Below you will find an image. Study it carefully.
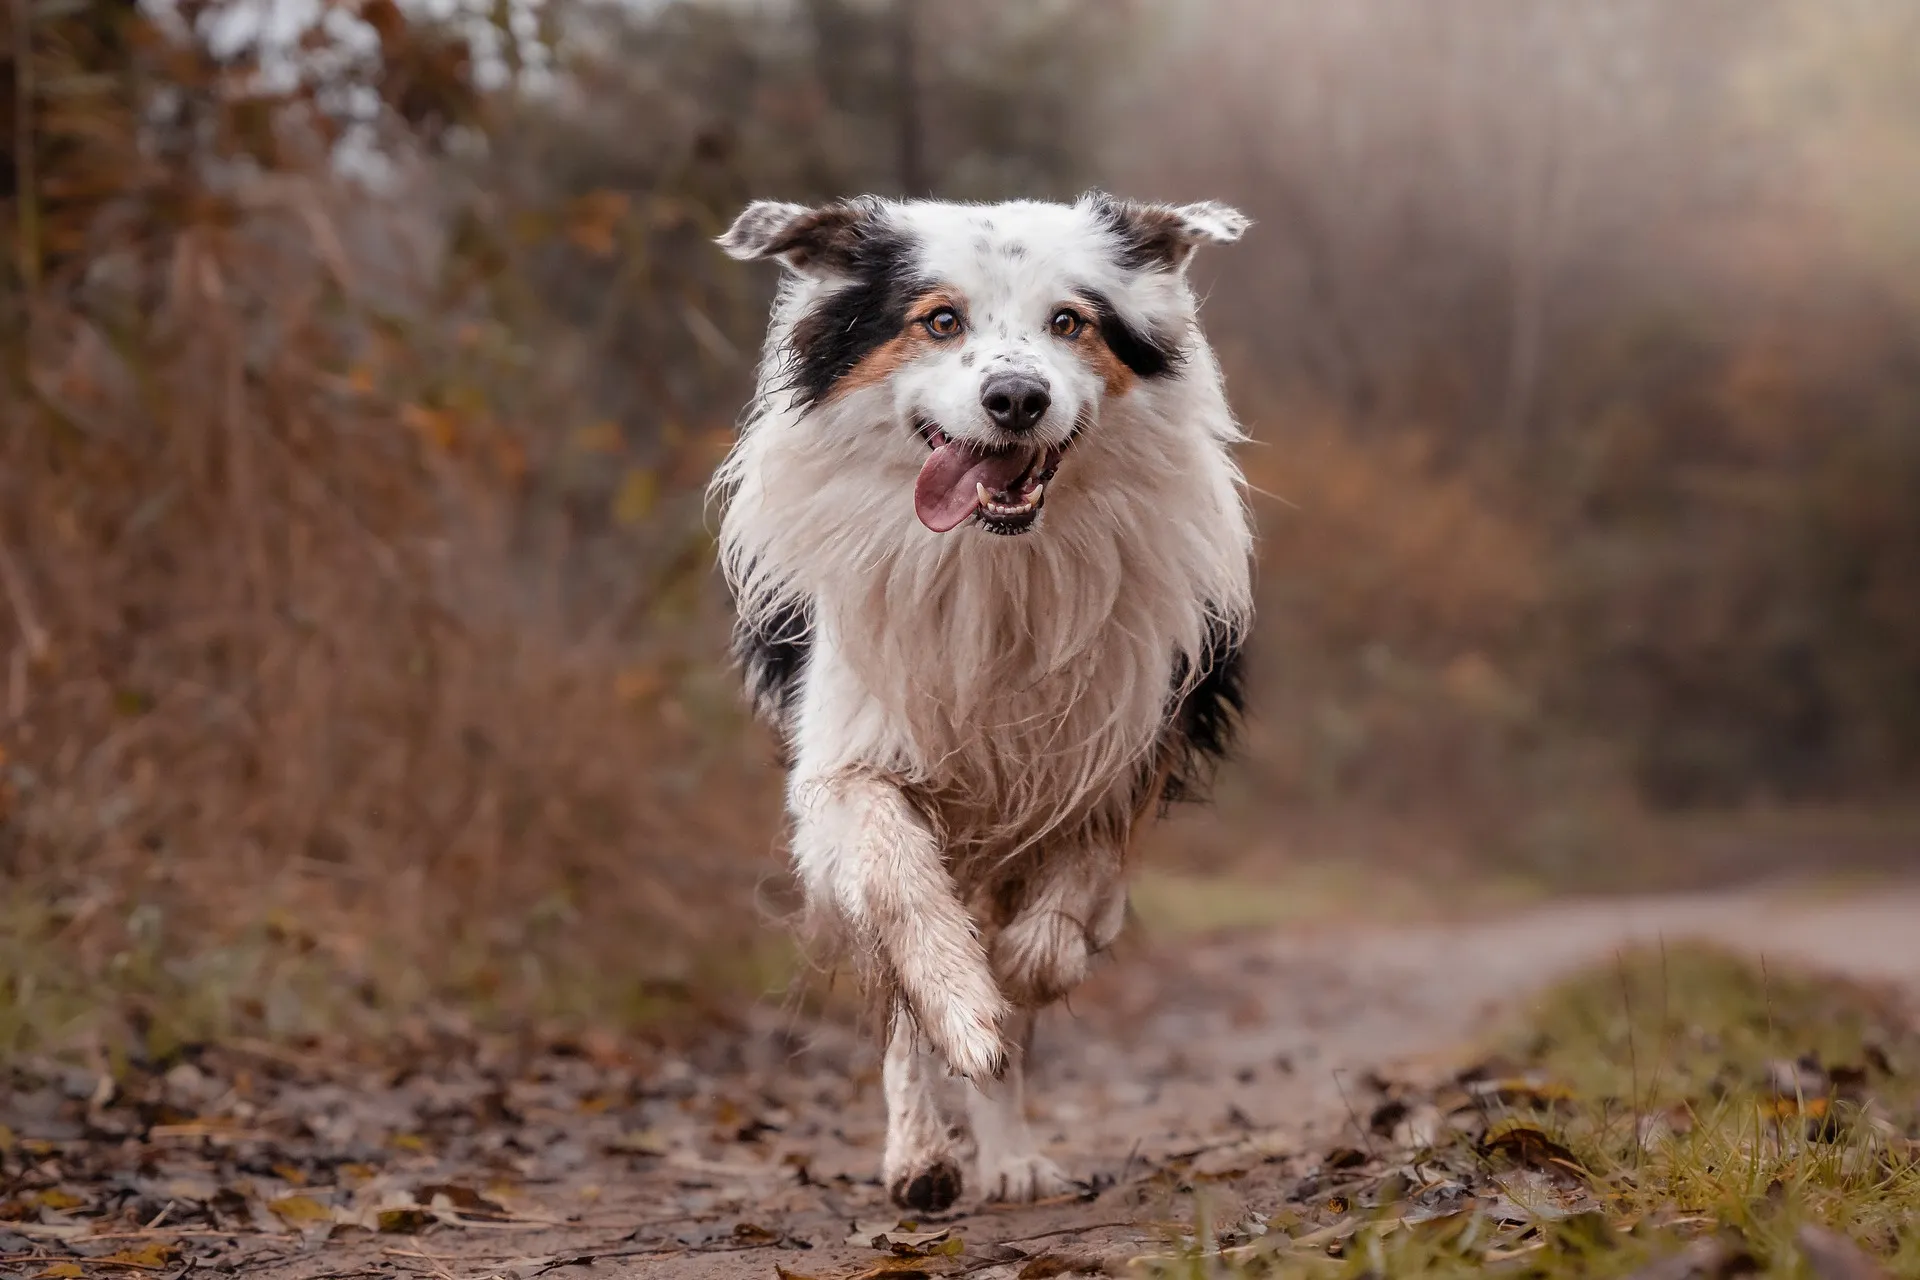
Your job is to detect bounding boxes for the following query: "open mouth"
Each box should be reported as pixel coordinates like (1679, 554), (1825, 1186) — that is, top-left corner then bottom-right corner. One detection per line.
(912, 421), (1071, 536)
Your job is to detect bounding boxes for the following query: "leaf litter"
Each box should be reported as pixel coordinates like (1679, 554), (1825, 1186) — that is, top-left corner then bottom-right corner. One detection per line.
(5, 924), (1920, 1279)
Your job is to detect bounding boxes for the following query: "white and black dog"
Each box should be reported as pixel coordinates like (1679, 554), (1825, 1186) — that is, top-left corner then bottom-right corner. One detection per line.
(712, 192), (1254, 1210)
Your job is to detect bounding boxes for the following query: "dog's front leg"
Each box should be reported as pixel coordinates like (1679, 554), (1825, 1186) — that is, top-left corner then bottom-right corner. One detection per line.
(881, 1010), (965, 1211)
(791, 771), (1009, 1082)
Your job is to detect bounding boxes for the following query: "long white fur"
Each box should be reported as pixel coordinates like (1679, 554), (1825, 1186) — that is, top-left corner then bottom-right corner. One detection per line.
(713, 194), (1253, 1203)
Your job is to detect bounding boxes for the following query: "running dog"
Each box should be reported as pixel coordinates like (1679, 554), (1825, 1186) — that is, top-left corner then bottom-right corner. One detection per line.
(713, 191), (1254, 1210)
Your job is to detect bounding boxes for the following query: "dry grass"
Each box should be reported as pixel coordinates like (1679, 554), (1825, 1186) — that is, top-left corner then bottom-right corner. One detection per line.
(0, 87), (784, 1062)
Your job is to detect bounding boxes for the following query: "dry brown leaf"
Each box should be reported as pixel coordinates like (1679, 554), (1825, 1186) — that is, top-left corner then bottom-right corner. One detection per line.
(860, 1225), (958, 1256)
(605, 1128), (669, 1156)
(418, 1183), (507, 1216)
(731, 1221), (781, 1244)
(102, 1242), (179, 1268)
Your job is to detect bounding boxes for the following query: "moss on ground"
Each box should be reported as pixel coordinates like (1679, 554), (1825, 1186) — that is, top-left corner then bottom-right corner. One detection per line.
(1147, 944), (1920, 1278)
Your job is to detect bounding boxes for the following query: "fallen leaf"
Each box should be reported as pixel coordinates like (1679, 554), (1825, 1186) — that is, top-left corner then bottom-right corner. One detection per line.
(34, 1265), (83, 1279)
(847, 1261), (945, 1278)
(864, 1225), (958, 1256)
(1465, 1076), (1575, 1111)
(102, 1242), (179, 1268)
(1763, 1095), (1829, 1121)
(731, 1221), (781, 1244)
(846, 1219), (903, 1246)
(32, 1189), (86, 1211)
(1480, 1125), (1587, 1179)
(268, 1193), (332, 1226)
(605, 1128), (668, 1156)
(1481, 1125), (1598, 1222)
(378, 1206), (436, 1234)
(419, 1184), (507, 1216)
(1019, 1254), (1101, 1278)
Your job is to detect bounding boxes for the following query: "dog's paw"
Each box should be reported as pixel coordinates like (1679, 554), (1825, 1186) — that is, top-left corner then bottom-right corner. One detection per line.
(976, 1151), (1078, 1204)
(917, 985), (1009, 1084)
(887, 1154), (964, 1213)
(992, 909), (1091, 1007)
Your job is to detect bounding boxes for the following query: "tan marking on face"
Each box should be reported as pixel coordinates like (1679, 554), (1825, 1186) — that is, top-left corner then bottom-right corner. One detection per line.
(1066, 311), (1138, 399)
(830, 289), (965, 399)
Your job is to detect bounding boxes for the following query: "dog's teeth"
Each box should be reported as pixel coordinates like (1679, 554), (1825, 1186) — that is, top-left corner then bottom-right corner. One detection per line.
(1030, 482), (1044, 503)
(976, 482), (991, 508)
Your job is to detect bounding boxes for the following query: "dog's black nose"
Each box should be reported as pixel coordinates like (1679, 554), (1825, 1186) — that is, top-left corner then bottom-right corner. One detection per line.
(981, 373), (1051, 434)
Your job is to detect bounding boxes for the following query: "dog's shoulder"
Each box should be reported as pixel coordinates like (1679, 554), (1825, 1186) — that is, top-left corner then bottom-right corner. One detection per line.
(734, 593), (813, 726)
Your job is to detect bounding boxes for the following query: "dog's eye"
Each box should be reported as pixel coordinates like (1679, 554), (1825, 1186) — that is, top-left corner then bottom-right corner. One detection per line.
(923, 308), (962, 338)
(1050, 308), (1085, 339)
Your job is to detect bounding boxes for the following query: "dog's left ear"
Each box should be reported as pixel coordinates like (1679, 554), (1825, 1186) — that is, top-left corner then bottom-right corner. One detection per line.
(1084, 192), (1250, 271)
(716, 198), (883, 277)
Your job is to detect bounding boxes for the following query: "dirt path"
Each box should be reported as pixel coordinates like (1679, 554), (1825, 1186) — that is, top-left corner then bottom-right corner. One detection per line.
(7, 887), (1920, 1279)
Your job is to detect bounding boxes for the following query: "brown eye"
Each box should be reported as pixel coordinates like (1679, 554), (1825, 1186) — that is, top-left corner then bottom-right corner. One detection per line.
(924, 308), (962, 338)
(1050, 308), (1084, 338)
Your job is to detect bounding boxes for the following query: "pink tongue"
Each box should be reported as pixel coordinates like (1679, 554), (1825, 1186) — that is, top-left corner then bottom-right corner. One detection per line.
(913, 442), (1034, 533)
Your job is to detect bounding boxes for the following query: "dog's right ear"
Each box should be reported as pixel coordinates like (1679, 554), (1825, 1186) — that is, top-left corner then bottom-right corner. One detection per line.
(717, 199), (881, 277)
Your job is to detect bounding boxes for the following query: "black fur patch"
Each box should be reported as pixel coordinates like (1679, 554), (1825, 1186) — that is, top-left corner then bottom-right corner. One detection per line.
(786, 221), (923, 406)
(1088, 190), (1194, 273)
(1084, 289), (1184, 380)
(1159, 615), (1247, 806)
(735, 596), (813, 725)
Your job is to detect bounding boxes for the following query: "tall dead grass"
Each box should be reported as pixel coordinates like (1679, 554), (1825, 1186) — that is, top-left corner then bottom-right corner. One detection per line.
(1, 152), (782, 1059)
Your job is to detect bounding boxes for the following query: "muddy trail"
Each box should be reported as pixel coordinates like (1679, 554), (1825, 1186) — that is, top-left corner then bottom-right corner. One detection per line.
(5, 888), (1919, 1279)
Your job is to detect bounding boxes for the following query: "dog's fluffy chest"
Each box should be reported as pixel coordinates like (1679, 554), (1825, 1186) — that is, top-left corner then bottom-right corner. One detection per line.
(802, 527), (1188, 846)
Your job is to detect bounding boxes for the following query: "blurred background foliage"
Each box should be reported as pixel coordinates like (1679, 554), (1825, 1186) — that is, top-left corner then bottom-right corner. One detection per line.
(1, 0), (1915, 1056)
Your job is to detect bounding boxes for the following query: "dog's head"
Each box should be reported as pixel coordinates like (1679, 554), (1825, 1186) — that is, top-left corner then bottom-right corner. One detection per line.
(718, 193), (1247, 537)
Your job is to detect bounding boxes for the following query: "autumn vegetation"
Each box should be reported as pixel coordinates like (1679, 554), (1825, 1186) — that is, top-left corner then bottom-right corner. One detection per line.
(2, 0), (1917, 1058)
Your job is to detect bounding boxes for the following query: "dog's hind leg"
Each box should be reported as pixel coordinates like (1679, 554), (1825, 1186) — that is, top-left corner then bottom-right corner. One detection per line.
(991, 843), (1128, 1008)
(882, 1011), (964, 1212)
(791, 771), (1009, 1083)
(965, 1009), (1078, 1202)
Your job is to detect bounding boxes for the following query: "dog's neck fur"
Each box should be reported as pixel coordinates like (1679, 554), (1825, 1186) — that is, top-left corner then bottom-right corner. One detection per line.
(718, 293), (1253, 851)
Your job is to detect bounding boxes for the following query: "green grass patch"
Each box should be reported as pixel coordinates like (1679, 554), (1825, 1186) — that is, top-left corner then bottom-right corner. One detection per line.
(1146, 944), (1920, 1278)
